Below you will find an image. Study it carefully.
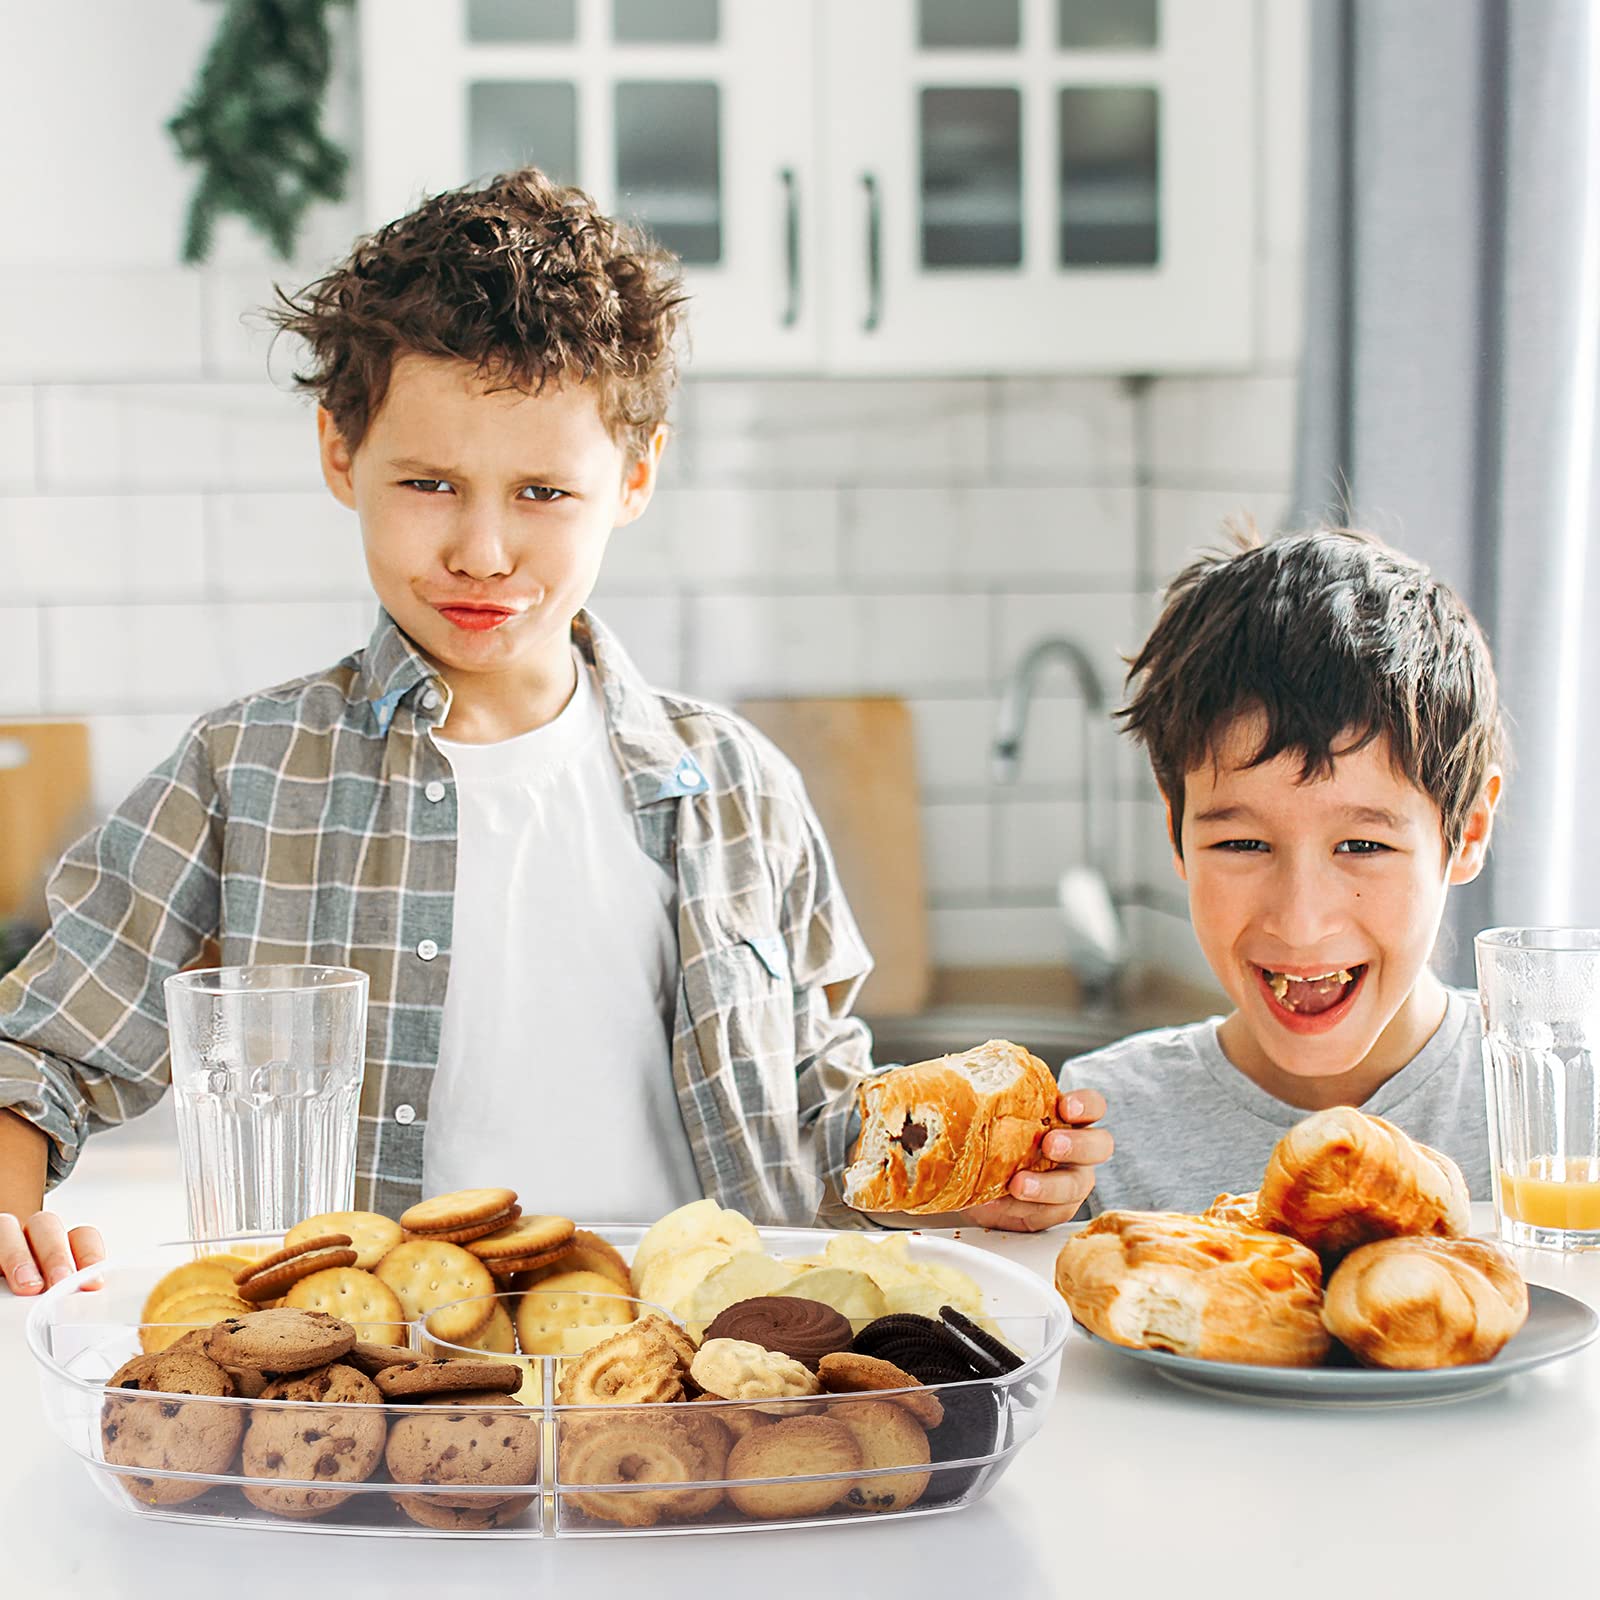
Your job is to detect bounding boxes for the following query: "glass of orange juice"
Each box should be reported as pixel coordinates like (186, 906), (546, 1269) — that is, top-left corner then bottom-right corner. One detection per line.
(1477, 927), (1600, 1251)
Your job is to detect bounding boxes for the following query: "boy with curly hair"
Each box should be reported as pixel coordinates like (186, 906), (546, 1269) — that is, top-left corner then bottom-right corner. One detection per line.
(0, 169), (1104, 1291)
(1061, 527), (1505, 1215)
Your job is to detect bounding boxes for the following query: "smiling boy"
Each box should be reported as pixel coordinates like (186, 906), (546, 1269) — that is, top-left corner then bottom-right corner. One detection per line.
(1062, 528), (1504, 1213)
(0, 168), (1102, 1293)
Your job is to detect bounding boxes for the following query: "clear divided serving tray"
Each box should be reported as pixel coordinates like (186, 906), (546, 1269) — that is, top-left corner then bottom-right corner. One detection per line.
(27, 1226), (1068, 1539)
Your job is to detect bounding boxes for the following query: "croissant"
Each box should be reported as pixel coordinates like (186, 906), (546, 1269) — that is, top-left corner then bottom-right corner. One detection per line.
(1322, 1234), (1529, 1368)
(1054, 1210), (1330, 1367)
(1203, 1191), (1262, 1227)
(843, 1039), (1066, 1213)
(1256, 1107), (1470, 1262)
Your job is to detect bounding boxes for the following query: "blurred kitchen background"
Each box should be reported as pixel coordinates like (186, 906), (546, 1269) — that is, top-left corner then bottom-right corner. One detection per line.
(2, 1), (1597, 1150)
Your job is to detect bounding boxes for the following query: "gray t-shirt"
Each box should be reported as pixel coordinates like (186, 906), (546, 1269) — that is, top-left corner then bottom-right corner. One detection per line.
(1060, 986), (1490, 1216)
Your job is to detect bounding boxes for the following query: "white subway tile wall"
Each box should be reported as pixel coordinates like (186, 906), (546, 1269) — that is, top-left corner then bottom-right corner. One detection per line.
(0, 1), (1302, 984)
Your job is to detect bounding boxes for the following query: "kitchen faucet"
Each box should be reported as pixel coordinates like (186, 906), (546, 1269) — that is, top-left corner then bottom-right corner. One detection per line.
(992, 635), (1126, 1006)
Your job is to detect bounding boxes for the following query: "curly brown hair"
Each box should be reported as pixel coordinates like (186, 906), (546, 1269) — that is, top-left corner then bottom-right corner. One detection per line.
(266, 167), (688, 461)
(1119, 525), (1507, 855)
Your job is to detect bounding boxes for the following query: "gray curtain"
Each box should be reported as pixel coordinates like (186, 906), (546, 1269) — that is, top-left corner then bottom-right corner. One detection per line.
(1295, 0), (1600, 984)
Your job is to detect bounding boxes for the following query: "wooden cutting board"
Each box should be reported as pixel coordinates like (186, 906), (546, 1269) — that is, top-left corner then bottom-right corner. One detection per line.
(736, 696), (931, 1017)
(0, 723), (92, 919)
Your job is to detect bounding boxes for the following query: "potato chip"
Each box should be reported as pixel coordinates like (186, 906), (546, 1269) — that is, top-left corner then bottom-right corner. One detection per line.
(635, 1243), (738, 1318)
(822, 1232), (914, 1283)
(779, 1267), (887, 1323)
(683, 1251), (796, 1336)
(632, 1199), (761, 1280)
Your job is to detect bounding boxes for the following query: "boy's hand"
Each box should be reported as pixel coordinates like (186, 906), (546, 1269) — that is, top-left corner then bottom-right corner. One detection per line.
(0, 1210), (105, 1295)
(960, 1087), (1111, 1233)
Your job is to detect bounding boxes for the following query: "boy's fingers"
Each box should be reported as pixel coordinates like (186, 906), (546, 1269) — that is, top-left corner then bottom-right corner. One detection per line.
(1009, 1164), (1096, 1211)
(68, 1225), (107, 1278)
(1042, 1126), (1113, 1167)
(1057, 1087), (1106, 1125)
(23, 1211), (77, 1289)
(0, 1212), (45, 1294)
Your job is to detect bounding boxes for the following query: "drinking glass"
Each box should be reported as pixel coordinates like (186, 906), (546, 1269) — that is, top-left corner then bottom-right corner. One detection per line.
(162, 965), (367, 1241)
(1476, 927), (1600, 1251)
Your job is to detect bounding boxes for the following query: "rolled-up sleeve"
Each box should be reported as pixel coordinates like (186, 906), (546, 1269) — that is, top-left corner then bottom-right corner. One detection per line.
(0, 719), (222, 1187)
(781, 784), (877, 1219)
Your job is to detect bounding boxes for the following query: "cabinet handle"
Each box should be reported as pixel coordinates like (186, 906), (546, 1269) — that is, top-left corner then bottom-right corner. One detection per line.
(779, 167), (800, 328)
(861, 171), (883, 333)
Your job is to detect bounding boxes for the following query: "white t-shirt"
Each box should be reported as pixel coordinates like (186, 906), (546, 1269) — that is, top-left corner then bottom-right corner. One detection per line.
(422, 655), (701, 1222)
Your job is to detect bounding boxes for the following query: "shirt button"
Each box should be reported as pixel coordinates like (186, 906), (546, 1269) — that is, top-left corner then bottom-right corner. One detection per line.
(394, 1104), (416, 1126)
(424, 780), (446, 803)
(421, 688), (441, 711)
(416, 938), (439, 961)
(678, 762), (703, 788)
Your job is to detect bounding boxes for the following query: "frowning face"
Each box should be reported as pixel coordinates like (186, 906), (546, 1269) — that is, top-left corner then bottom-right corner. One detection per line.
(1173, 716), (1498, 1098)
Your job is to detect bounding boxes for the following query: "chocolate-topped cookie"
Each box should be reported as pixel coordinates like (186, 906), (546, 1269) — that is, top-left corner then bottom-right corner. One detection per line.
(703, 1296), (853, 1372)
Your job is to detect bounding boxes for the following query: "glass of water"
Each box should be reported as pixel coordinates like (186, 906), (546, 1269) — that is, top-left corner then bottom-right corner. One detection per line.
(1476, 927), (1600, 1251)
(163, 965), (367, 1241)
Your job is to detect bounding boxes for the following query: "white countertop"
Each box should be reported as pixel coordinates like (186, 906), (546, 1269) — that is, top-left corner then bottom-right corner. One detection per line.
(6, 1146), (1600, 1600)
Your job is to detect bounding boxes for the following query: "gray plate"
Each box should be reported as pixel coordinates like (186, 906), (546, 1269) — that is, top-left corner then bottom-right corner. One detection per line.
(1079, 1284), (1600, 1407)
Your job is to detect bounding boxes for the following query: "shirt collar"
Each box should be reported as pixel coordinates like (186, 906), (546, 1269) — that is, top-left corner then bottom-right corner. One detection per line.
(361, 609), (445, 735)
(361, 607), (703, 805)
(574, 610), (707, 807)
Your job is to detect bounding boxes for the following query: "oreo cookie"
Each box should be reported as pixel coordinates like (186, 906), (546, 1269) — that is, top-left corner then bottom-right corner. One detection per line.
(939, 1306), (1024, 1375)
(851, 1312), (1012, 1503)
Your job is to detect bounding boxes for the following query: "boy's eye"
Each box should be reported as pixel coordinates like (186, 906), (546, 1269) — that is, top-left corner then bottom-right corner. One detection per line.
(1212, 839), (1267, 853)
(518, 485), (567, 502)
(1334, 839), (1390, 855)
(402, 478), (453, 493)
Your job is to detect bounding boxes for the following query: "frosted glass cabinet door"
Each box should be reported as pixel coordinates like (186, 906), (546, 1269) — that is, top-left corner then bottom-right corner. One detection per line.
(359, 0), (821, 372)
(818, 0), (1256, 372)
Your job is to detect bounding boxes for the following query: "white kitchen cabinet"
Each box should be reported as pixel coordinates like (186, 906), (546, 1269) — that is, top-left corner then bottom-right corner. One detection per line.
(360, 0), (823, 370)
(818, 0), (1256, 372)
(358, 0), (1258, 375)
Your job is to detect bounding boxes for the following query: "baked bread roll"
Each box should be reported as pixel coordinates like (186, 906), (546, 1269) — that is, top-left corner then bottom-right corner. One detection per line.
(1203, 1192), (1262, 1227)
(843, 1040), (1066, 1214)
(1054, 1210), (1330, 1367)
(1256, 1107), (1470, 1262)
(1322, 1234), (1529, 1369)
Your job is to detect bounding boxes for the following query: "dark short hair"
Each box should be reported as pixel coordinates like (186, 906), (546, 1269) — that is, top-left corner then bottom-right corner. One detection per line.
(266, 166), (687, 461)
(1118, 526), (1506, 853)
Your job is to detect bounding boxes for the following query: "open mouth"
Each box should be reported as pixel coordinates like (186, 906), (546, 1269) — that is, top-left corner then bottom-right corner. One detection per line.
(1253, 963), (1368, 1023)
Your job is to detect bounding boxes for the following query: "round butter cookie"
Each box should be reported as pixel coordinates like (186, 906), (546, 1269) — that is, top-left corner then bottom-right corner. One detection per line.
(826, 1398), (932, 1513)
(515, 1269), (636, 1355)
(558, 1413), (714, 1528)
(816, 1351), (944, 1428)
(286, 1211), (403, 1272)
(463, 1213), (575, 1262)
(725, 1416), (862, 1520)
(399, 1189), (518, 1234)
(554, 1322), (684, 1406)
(284, 1266), (408, 1345)
(375, 1239), (497, 1345)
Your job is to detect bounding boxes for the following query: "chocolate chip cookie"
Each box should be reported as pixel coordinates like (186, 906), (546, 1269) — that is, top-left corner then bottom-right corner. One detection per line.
(102, 1349), (244, 1506)
(239, 1362), (386, 1519)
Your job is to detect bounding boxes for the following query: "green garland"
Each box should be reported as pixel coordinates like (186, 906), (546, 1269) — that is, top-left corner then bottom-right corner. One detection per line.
(168, 0), (352, 263)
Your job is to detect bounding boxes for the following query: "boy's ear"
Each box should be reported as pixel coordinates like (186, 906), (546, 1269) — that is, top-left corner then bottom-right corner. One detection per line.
(1165, 798), (1187, 881)
(1447, 767), (1503, 886)
(317, 407), (358, 510)
(614, 425), (668, 529)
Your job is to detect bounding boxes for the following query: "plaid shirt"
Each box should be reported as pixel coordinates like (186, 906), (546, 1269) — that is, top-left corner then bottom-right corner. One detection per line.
(0, 610), (875, 1225)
